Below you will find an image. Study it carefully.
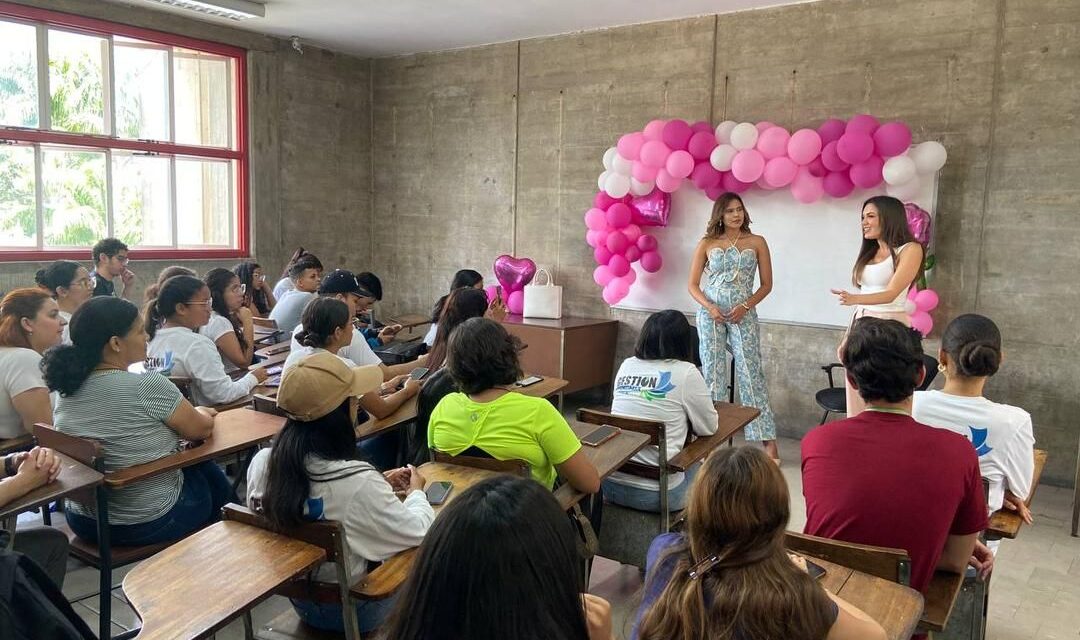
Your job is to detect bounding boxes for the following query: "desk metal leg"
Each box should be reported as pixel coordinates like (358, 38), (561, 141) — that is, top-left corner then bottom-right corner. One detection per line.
(95, 486), (112, 640)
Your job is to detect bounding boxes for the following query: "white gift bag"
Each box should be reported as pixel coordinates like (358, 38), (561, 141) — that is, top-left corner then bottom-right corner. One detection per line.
(523, 269), (563, 319)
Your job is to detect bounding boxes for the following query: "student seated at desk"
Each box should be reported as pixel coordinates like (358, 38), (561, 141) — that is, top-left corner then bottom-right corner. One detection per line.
(801, 317), (990, 598)
(43, 297), (234, 546)
(0, 446), (69, 588)
(247, 352), (432, 634)
(424, 287), (506, 374)
(272, 247), (322, 301)
(35, 260), (92, 345)
(635, 447), (886, 640)
(423, 268), (484, 347)
(233, 261), (276, 316)
(353, 272), (401, 348)
(145, 275), (269, 406)
(914, 314), (1035, 546)
(269, 256), (322, 335)
(386, 475), (613, 640)
(603, 310), (718, 513)
(0, 288), (65, 439)
(143, 265), (196, 303)
(428, 318), (600, 493)
(199, 268), (255, 373)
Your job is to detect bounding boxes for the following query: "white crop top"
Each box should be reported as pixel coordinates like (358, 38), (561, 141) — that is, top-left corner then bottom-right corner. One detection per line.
(857, 242), (914, 313)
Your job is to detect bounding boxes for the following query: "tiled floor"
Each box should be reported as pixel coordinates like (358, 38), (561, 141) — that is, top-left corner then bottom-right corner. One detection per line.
(20, 434), (1080, 639)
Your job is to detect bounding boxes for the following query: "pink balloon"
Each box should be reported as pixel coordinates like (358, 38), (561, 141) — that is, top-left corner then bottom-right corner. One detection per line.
(624, 245), (642, 263)
(837, 133), (875, 165)
(690, 162), (722, 190)
(914, 288), (940, 312)
(756, 126), (791, 160)
(629, 189), (671, 227)
(909, 310), (933, 336)
(585, 230), (602, 247)
(584, 208), (606, 230)
(731, 149), (766, 183)
(605, 231), (629, 254)
(823, 171), (855, 198)
(484, 285), (499, 304)
(754, 121), (776, 133)
(908, 287), (919, 301)
(788, 128), (823, 165)
(637, 234), (658, 252)
(791, 167), (825, 204)
(643, 119), (666, 141)
(817, 118), (847, 145)
(705, 184), (725, 200)
(821, 141), (850, 172)
(722, 171), (752, 194)
(593, 265), (615, 287)
(631, 161), (658, 182)
(756, 175), (775, 191)
(640, 140), (671, 168)
(494, 255), (537, 292)
(763, 157), (798, 187)
(808, 157), (827, 177)
(687, 131), (717, 161)
(690, 120), (713, 134)
(506, 289), (525, 315)
(905, 203), (932, 245)
(602, 279), (630, 305)
(849, 156), (885, 189)
(846, 114), (880, 136)
(873, 122), (913, 157)
(623, 269), (637, 285)
(594, 192), (618, 209)
(605, 202), (632, 228)
(640, 251), (663, 273)
(608, 254), (631, 277)
(594, 245), (613, 265)
(617, 132), (646, 161)
(662, 120), (693, 151)
(655, 169), (682, 193)
(666, 150), (695, 179)
(621, 223), (642, 244)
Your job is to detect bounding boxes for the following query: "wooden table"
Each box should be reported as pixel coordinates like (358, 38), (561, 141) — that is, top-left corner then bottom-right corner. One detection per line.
(989, 448), (1047, 539)
(122, 520), (326, 640)
(553, 422), (650, 510)
(0, 452), (103, 522)
(500, 316), (618, 404)
(809, 555), (924, 640)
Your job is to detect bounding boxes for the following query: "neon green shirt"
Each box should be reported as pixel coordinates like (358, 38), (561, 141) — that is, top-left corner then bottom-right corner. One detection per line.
(428, 391), (581, 489)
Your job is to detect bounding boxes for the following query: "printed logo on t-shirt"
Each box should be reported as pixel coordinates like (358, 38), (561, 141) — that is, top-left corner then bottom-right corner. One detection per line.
(968, 426), (993, 457)
(614, 370), (676, 401)
(303, 496), (325, 521)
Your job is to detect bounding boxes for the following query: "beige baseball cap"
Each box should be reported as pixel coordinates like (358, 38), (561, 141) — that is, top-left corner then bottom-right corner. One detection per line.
(276, 352), (383, 421)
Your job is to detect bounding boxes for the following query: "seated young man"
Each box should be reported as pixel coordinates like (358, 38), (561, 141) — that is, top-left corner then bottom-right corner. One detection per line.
(90, 237), (135, 299)
(355, 272), (401, 349)
(801, 317), (990, 597)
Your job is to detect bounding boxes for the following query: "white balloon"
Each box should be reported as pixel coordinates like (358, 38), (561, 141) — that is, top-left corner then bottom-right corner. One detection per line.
(714, 120), (738, 144)
(911, 141), (947, 174)
(605, 172), (631, 198)
(903, 299), (917, 314)
(882, 155), (916, 185)
(612, 153), (633, 176)
(630, 178), (655, 196)
(602, 147), (617, 171)
(710, 144), (739, 172)
(729, 122), (759, 151)
(598, 170), (611, 191)
(886, 176), (921, 202)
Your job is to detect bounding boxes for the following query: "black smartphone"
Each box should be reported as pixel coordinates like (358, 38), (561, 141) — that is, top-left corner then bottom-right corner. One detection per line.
(409, 367), (430, 381)
(425, 481), (453, 505)
(806, 559), (827, 580)
(516, 375), (543, 387)
(580, 425), (620, 447)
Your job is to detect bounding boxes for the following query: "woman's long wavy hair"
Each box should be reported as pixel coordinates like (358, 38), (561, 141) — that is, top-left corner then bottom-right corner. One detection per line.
(705, 193), (751, 238)
(852, 195), (918, 287)
(638, 446), (835, 640)
(204, 268), (248, 353)
(233, 261), (271, 315)
(425, 287), (489, 372)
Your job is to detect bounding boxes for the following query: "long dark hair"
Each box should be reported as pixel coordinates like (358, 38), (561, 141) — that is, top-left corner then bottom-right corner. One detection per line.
(384, 475), (591, 640)
(35, 260), (83, 297)
(281, 247), (322, 278)
(430, 269), (484, 322)
(204, 268), (248, 353)
(295, 297), (350, 349)
(852, 195), (916, 286)
(446, 318), (522, 395)
(635, 310), (699, 365)
(705, 193), (751, 238)
(144, 275), (206, 340)
(638, 447), (835, 640)
(144, 265), (196, 302)
(233, 261), (270, 315)
(426, 287), (489, 372)
(261, 401), (366, 529)
(941, 314), (1002, 378)
(42, 297), (140, 397)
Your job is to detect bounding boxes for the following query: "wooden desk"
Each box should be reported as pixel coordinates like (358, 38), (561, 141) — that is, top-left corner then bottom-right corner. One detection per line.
(988, 448), (1047, 539)
(0, 434), (35, 455)
(105, 409), (284, 488)
(668, 403), (760, 471)
(0, 452), (103, 521)
(552, 422), (650, 510)
(500, 316), (618, 400)
(123, 520), (325, 640)
(809, 555), (924, 640)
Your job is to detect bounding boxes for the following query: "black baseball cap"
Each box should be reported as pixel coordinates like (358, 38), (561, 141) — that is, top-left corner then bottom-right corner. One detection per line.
(318, 269), (374, 297)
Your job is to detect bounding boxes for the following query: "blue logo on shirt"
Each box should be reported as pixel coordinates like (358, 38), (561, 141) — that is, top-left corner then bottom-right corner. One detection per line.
(303, 496), (325, 521)
(968, 426), (993, 457)
(615, 371), (677, 401)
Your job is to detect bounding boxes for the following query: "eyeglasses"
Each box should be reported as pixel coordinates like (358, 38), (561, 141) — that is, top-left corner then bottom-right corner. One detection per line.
(256, 274), (266, 282)
(69, 278), (92, 289)
(185, 297), (214, 307)
(114, 255), (130, 264)
(229, 284), (246, 295)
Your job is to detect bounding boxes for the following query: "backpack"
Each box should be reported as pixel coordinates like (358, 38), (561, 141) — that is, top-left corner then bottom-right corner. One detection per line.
(0, 537), (95, 640)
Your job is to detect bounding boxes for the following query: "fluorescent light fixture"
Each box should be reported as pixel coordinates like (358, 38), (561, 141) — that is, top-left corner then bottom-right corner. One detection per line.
(142, 0), (265, 20)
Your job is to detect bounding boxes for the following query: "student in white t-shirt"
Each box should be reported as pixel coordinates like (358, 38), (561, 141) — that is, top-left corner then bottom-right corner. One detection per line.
(272, 248), (322, 301)
(913, 314), (1035, 530)
(603, 310), (719, 513)
(269, 255), (322, 335)
(145, 275), (268, 406)
(35, 260), (92, 346)
(0, 288), (65, 439)
(199, 268), (255, 373)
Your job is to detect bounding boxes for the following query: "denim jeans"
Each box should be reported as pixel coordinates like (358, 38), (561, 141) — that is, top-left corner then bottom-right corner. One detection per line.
(601, 463), (701, 513)
(66, 461), (236, 546)
(291, 592), (399, 634)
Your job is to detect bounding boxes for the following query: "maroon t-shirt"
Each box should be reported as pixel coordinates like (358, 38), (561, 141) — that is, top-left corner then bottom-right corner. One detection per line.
(801, 411), (988, 593)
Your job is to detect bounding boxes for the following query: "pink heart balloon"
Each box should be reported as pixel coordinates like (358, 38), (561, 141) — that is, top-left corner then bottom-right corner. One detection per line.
(904, 202), (932, 245)
(629, 188), (671, 227)
(493, 255), (537, 293)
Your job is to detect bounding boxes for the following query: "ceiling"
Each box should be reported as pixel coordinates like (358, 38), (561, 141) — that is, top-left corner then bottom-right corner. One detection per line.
(119, 0), (815, 57)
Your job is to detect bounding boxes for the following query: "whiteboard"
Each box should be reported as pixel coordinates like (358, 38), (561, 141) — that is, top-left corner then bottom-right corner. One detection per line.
(615, 180), (938, 328)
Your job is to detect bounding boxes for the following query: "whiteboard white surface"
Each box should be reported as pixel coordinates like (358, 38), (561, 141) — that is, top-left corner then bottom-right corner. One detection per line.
(615, 180), (938, 328)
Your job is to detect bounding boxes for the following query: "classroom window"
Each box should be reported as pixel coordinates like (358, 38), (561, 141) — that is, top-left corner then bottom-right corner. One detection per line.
(0, 5), (248, 260)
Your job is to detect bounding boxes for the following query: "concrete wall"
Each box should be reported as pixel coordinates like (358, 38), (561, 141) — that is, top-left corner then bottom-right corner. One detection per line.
(369, 0), (1080, 486)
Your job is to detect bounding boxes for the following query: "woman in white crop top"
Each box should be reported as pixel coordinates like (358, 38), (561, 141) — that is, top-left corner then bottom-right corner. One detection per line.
(830, 196), (924, 416)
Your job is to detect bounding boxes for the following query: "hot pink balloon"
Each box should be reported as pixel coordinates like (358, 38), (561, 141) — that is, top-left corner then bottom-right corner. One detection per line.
(640, 251), (663, 273)
(617, 132), (646, 161)
(629, 189), (671, 227)
(731, 149), (765, 183)
(603, 279), (630, 305)
(791, 167), (825, 203)
(606, 231), (630, 254)
(594, 245), (613, 265)
(637, 234), (658, 252)
(836, 133), (875, 165)
(594, 192), (618, 209)
(914, 288), (939, 312)
(756, 126), (791, 160)
(690, 120), (713, 134)
(608, 254), (631, 278)
(849, 156), (885, 189)
(754, 121), (776, 133)
(506, 289), (525, 315)
(687, 130), (717, 161)
(621, 223), (642, 244)
(624, 245), (642, 263)
(873, 122), (913, 157)
(584, 208), (606, 230)
(605, 202), (632, 228)
(788, 128), (823, 165)
(908, 287), (918, 301)
(662, 120), (693, 151)
(722, 171), (752, 194)
(493, 255), (537, 293)
(705, 184), (725, 200)
(846, 114), (880, 136)
(820, 141), (850, 172)
(484, 285), (499, 305)
(643, 119), (666, 141)
(909, 310), (933, 336)
(904, 203), (932, 245)
(640, 140), (671, 168)
(655, 169), (682, 193)
(666, 150), (695, 179)
(763, 157), (798, 187)
(808, 157), (827, 177)
(631, 161), (658, 182)
(823, 171), (855, 198)
(817, 118), (847, 145)
(593, 265), (615, 287)
(623, 269), (637, 285)
(690, 162), (722, 190)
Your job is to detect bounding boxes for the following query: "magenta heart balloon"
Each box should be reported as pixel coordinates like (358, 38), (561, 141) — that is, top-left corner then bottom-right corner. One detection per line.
(629, 188), (671, 227)
(493, 255), (537, 293)
(904, 202), (932, 245)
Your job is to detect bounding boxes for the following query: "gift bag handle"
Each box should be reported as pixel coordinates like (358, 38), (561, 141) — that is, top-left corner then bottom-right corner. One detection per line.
(533, 268), (555, 287)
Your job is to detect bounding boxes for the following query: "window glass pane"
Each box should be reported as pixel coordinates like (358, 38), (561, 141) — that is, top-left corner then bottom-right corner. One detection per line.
(113, 154), (172, 247)
(174, 51), (231, 148)
(42, 147), (106, 246)
(114, 41), (169, 141)
(0, 21), (39, 128)
(0, 146), (37, 246)
(49, 29), (107, 135)
(176, 158), (231, 246)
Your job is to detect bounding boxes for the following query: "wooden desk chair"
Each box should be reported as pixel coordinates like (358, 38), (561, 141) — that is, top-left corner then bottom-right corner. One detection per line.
(221, 504), (364, 640)
(253, 393), (286, 417)
(167, 376), (194, 401)
(256, 341), (292, 360)
(0, 433), (35, 455)
(431, 450), (530, 477)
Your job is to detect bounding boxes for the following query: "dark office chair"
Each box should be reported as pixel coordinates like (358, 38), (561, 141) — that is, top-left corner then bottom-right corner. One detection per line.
(815, 353), (939, 424)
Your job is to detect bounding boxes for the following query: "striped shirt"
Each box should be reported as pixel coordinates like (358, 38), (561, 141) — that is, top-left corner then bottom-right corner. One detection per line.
(55, 370), (185, 524)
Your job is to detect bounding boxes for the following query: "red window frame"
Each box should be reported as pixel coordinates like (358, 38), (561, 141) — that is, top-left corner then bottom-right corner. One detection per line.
(0, 1), (249, 261)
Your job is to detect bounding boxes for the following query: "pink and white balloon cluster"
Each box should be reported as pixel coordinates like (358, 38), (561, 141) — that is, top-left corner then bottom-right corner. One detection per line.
(906, 287), (940, 336)
(584, 191), (667, 305)
(595, 116), (948, 204)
